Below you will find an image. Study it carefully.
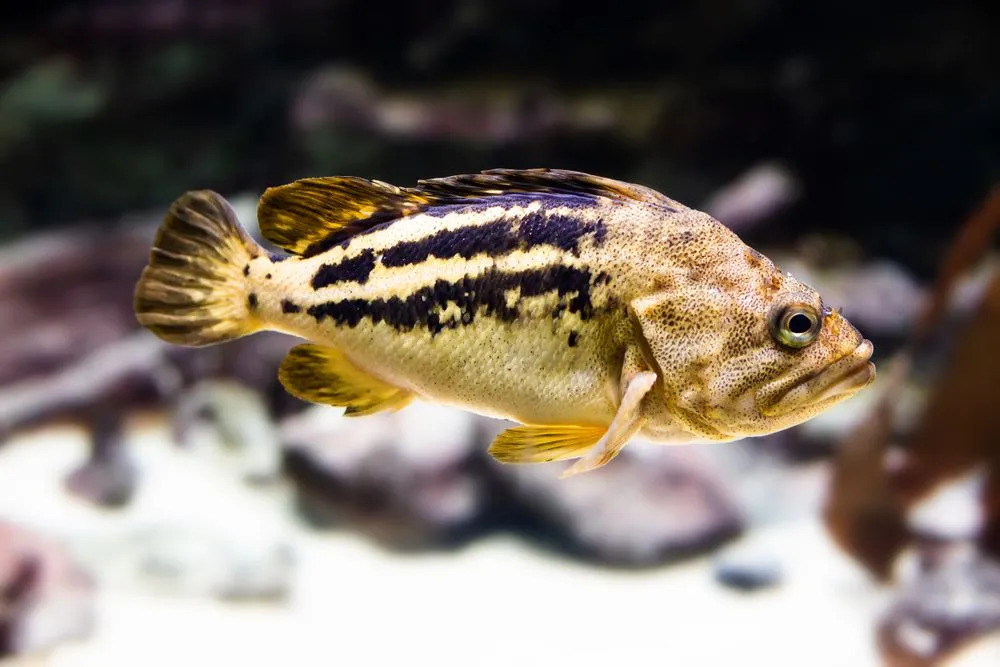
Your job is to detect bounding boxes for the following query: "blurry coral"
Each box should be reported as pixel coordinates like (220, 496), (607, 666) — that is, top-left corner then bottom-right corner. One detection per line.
(824, 186), (1000, 665)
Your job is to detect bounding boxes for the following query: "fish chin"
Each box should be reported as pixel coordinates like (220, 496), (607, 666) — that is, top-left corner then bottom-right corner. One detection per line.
(760, 339), (876, 421)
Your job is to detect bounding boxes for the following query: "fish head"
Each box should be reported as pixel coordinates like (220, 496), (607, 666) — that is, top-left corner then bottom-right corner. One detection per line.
(633, 236), (875, 441)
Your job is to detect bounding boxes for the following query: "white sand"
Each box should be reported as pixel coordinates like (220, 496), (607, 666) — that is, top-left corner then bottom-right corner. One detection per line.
(0, 423), (889, 666)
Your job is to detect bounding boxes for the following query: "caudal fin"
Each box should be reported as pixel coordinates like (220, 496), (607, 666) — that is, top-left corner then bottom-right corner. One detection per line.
(135, 190), (263, 346)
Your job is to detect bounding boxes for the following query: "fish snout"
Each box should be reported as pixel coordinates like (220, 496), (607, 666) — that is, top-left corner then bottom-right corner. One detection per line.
(817, 339), (876, 402)
(758, 338), (876, 417)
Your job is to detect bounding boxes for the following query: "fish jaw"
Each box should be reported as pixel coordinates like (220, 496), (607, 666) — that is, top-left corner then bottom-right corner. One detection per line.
(757, 338), (876, 421)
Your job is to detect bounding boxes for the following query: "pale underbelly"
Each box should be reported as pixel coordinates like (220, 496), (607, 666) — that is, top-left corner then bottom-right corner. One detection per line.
(318, 317), (621, 426)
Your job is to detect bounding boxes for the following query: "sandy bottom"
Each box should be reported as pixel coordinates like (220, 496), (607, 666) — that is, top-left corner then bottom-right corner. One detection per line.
(0, 423), (891, 666)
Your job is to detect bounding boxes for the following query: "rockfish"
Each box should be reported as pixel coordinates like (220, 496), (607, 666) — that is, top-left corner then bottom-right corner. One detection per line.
(134, 169), (875, 476)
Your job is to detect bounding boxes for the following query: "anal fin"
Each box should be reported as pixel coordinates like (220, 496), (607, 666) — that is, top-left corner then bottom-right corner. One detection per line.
(278, 344), (413, 416)
(488, 424), (605, 464)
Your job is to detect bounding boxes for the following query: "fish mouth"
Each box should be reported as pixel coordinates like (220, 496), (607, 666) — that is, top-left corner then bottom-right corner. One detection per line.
(761, 339), (876, 416)
(816, 343), (876, 402)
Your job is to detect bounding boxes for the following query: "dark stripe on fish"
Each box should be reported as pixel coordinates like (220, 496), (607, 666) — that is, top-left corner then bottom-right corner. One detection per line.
(381, 209), (606, 269)
(282, 299), (301, 314)
(303, 193), (602, 260)
(311, 249), (376, 289)
(517, 210), (606, 253)
(307, 265), (611, 334)
(381, 219), (517, 267)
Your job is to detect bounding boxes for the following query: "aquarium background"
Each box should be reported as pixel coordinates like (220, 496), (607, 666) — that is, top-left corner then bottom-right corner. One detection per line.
(1, 1), (999, 665)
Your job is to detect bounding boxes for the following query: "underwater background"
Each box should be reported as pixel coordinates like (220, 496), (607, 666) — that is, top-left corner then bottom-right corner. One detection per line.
(0, 1), (999, 665)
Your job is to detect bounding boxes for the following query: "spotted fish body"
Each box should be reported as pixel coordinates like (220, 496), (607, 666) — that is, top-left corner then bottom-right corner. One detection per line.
(135, 169), (875, 475)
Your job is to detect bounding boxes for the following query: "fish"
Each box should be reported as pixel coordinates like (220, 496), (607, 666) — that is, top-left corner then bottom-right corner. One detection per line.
(134, 168), (875, 476)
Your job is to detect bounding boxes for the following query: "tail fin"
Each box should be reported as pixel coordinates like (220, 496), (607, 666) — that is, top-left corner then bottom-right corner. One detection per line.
(135, 190), (263, 346)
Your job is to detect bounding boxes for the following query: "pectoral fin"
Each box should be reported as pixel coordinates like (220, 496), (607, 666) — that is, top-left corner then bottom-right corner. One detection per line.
(488, 424), (606, 464)
(560, 369), (658, 478)
(278, 344), (413, 416)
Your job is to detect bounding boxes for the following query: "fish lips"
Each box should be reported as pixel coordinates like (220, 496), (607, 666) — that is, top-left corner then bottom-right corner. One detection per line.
(759, 339), (876, 417)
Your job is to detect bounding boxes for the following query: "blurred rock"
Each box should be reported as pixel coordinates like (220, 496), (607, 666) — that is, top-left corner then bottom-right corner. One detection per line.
(0, 219), (300, 432)
(281, 403), (490, 549)
(173, 380), (283, 484)
(712, 536), (784, 592)
(493, 444), (743, 565)
(0, 226), (154, 391)
(704, 162), (799, 233)
(0, 221), (303, 510)
(944, 632), (1000, 667)
(0, 521), (95, 656)
(769, 253), (926, 341)
(835, 261), (927, 339)
(64, 410), (138, 507)
(879, 545), (1000, 667)
(908, 468), (987, 543)
(96, 524), (294, 601)
(948, 259), (1000, 322)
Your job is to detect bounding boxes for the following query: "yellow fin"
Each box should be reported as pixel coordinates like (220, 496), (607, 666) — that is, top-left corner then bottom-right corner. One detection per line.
(488, 424), (606, 464)
(258, 177), (429, 257)
(135, 191), (263, 346)
(278, 344), (413, 416)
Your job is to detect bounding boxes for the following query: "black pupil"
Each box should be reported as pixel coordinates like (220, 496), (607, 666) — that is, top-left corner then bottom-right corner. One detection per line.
(787, 312), (813, 335)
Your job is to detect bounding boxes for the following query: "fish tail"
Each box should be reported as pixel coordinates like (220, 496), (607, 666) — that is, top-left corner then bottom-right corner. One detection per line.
(135, 190), (264, 346)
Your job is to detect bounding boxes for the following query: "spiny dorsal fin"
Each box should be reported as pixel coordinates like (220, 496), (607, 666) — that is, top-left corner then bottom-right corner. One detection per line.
(258, 169), (683, 258)
(258, 177), (430, 256)
(488, 424), (605, 464)
(414, 168), (684, 210)
(278, 343), (413, 416)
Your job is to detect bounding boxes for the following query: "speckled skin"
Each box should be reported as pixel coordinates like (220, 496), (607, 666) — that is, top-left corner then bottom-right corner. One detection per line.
(238, 179), (874, 444)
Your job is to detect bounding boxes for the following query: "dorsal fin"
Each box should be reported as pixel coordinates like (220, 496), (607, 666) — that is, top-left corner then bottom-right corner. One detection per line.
(258, 169), (683, 257)
(413, 168), (683, 209)
(258, 177), (430, 256)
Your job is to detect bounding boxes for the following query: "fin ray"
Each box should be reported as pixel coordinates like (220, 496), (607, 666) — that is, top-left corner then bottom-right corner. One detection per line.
(415, 168), (684, 209)
(257, 177), (429, 256)
(134, 191), (262, 346)
(278, 344), (413, 416)
(488, 424), (606, 464)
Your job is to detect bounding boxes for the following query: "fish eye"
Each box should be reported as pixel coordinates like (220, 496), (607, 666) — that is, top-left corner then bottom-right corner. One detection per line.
(769, 301), (822, 349)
